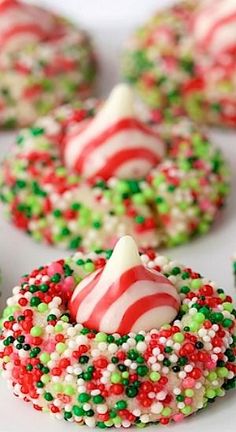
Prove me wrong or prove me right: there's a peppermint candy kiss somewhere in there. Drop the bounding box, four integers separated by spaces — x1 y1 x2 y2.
0 0 58 54
64 84 165 181
69 236 180 335
193 0 236 56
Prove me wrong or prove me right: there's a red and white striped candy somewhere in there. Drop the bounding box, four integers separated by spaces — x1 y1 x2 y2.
64 84 165 181
0 0 58 54
69 236 180 335
193 0 236 56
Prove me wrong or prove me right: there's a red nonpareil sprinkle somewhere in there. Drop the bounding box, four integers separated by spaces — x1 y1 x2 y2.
23 84 43 100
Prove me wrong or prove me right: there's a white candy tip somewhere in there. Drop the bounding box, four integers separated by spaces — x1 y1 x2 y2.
108 83 134 104
100 83 136 120
103 235 142 277
113 235 140 257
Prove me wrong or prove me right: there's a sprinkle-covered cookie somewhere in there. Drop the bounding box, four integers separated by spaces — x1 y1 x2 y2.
122 0 236 127
0 0 96 129
0 84 229 250
0 236 235 428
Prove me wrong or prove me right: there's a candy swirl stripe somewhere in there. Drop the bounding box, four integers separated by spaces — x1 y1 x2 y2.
0 23 49 45
75 117 162 165
97 283 180 334
0 0 19 13
201 12 236 48
116 292 179 334
70 265 174 321
0 0 58 50
70 265 179 333
66 117 163 179
193 0 236 54
70 268 102 321
88 147 161 182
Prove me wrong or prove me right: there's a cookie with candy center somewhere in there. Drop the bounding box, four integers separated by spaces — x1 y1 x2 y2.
0 237 235 428
122 0 236 127
0 86 229 250
70 236 180 333
0 0 96 128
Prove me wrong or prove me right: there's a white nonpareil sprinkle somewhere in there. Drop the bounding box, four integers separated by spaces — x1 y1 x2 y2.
156 391 167 401
151 402 163 414
140 414 150 424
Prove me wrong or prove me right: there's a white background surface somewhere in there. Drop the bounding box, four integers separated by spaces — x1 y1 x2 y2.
0 0 235 431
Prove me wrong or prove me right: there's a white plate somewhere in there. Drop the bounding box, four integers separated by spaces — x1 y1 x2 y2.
0 0 236 430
